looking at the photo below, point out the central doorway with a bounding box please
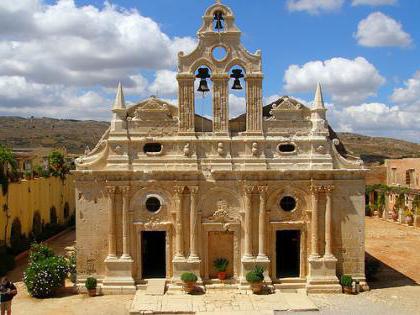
[142,231,166,278]
[276,230,300,278]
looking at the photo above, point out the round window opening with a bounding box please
[145,197,161,213]
[212,46,227,61]
[280,196,296,212]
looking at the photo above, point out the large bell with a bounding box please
[197,79,210,93]
[196,68,211,93]
[214,11,224,31]
[230,69,244,90]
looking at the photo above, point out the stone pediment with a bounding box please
[267,97,309,121]
[131,98,176,122]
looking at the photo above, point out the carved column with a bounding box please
[177,73,195,133]
[174,186,185,259]
[105,186,117,259]
[325,185,334,258]
[121,186,131,260]
[310,186,320,258]
[189,186,199,260]
[245,73,263,134]
[257,186,268,259]
[243,186,254,259]
[212,73,229,134]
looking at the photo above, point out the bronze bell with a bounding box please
[230,69,244,90]
[214,11,224,31]
[196,68,211,93]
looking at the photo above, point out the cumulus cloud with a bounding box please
[390,71,420,112]
[149,70,178,97]
[229,94,246,118]
[352,0,397,6]
[283,57,385,105]
[286,0,344,14]
[0,0,196,118]
[355,12,412,47]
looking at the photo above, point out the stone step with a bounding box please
[145,278,166,296]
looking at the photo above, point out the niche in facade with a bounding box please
[278,143,296,153]
[143,143,162,154]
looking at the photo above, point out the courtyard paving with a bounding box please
[5,217,420,315]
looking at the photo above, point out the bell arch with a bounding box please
[177,0,263,135]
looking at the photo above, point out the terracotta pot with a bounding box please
[391,212,398,221]
[405,215,414,226]
[250,282,264,294]
[217,271,227,280]
[342,286,352,294]
[87,288,96,297]
[183,281,196,294]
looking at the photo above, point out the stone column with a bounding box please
[189,186,199,260]
[324,185,334,258]
[243,186,254,258]
[257,186,268,259]
[245,73,263,134]
[174,186,185,259]
[310,186,320,258]
[177,73,195,133]
[105,186,117,259]
[212,73,229,134]
[121,186,132,260]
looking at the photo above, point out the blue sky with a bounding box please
[0,0,419,142]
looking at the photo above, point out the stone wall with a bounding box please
[0,175,75,245]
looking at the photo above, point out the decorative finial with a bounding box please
[216,0,221,3]
[112,81,126,111]
[313,82,325,110]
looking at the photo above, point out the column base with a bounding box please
[241,256,272,285]
[306,256,341,294]
[102,257,136,295]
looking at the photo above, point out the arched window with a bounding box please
[227,65,246,132]
[50,206,57,225]
[10,217,22,251]
[64,202,69,218]
[32,211,42,238]
[194,66,213,132]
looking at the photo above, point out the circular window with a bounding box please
[212,46,228,61]
[280,196,296,212]
[278,143,296,153]
[145,197,161,213]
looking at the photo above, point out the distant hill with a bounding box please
[0,116,419,164]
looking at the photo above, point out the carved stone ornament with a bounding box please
[133,99,174,121]
[217,142,224,156]
[206,199,240,223]
[252,142,259,156]
[183,143,191,157]
[316,145,326,154]
[267,97,307,122]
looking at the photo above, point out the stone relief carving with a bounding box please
[205,199,240,223]
[133,99,174,122]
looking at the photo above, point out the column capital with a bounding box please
[120,185,131,196]
[211,73,230,81]
[173,185,185,195]
[189,186,199,194]
[325,185,335,194]
[244,185,258,195]
[105,186,117,195]
[258,185,268,194]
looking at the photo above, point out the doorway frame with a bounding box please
[141,230,167,279]
[270,221,307,282]
[133,222,173,283]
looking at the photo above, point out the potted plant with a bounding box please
[180,272,197,294]
[213,258,229,280]
[85,277,97,297]
[246,265,265,294]
[404,207,414,226]
[340,275,353,294]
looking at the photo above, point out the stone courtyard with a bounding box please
[6,216,420,315]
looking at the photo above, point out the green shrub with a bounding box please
[340,275,353,287]
[28,243,54,263]
[213,258,229,272]
[181,272,198,283]
[85,277,97,290]
[246,265,264,283]
[24,255,69,298]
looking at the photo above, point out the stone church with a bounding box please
[74,1,368,294]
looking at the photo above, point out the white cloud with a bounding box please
[355,12,412,47]
[286,0,344,14]
[283,57,385,105]
[229,94,246,118]
[390,71,420,112]
[0,75,111,120]
[352,0,397,6]
[149,70,178,97]
[0,0,197,118]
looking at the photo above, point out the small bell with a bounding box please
[214,11,224,31]
[230,69,244,90]
[196,68,211,93]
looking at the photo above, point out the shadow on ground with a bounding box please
[366,252,418,289]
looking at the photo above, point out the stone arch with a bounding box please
[267,185,310,221]
[32,211,42,238]
[130,186,175,222]
[10,217,22,250]
[50,206,58,225]
[190,59,216,75]
[198,187,243,221]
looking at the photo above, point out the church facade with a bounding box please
[74,1,368,294]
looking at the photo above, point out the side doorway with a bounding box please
[142,231,166,278]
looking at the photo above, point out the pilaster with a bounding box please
[212,73,230,135]
[244,73,263,135]
[177,73,195,134]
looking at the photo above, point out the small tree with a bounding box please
[48,151,68,179]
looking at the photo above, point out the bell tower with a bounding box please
[177,0,263,135]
